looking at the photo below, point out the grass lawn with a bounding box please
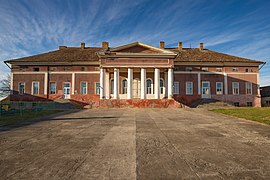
[0,110,63,126]
[211,107,270,125]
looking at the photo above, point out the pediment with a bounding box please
[109,42,175,54]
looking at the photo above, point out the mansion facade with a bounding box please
[5,41,264,107]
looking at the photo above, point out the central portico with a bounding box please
[97,42,177,100]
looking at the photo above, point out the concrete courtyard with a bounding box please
[0,108,270,179]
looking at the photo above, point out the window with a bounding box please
[202,67,208,72]
[232,68,239,72]
[146,79,152,94]
[32,82,39,94]
[186,82,193,95]
[50,67,56,71]
[247,102,253,107]
[110,79,114,94]
[216,82,223,95]
[160,79,164,94]
[81,67,86,71]
[232,82,239,95]
[33,68,39,72]
[234,102,240,107]
[246,82,252,95]
[185,67,192,71]
[94,67,100,71]
[216,68,222,72]
[81,82,87,94]
[245,68,253,72]
[95,82,100,94]
[49,82,56,94]
[19,82,25,94]
[266,101,270,106]
[173,82,179,94]
[122,79,127,94]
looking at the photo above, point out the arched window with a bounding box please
[122,79,127,94]
[110,79,114,94]
[160,78,164,94]
[146,79,152,94]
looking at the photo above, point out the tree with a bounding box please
[0,74,11,98]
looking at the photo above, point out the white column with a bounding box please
[71,72,75,95]
[100,68,105,99]
[168,68,173,99]
[10,72,13,94]
[154,68,160,99]
[141,68,146,99]
[105,71,110,99]
[127,68,133,99]
[114,68,119,99]
[198,73,201,95]
[44,72,48,95]
[224,73,228,95]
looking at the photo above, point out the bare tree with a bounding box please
[0,74,11,98]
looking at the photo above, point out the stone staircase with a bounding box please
[82,99,186,109]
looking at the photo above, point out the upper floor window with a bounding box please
[81,67,87,71]
[32,82,39,94]
[202,67,208,72]
[245,68,253,72]
[19,82,25,94]
[216,68,222,72]
[33,68,39,72]
[173,82,179,94]
[216,82,223,95]
[246,82,252,95]
[185,67,192,71]
[186,82,193,95]
[81,82,87,94]
[232,82,239,95]
[49,82,56,94]
[232,68,239,72]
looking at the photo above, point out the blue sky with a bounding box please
[0,0,270,85]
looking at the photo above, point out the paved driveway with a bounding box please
[0,109,270,179]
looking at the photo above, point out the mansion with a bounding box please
[5,41,264,107]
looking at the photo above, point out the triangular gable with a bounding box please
[109,42,175,54]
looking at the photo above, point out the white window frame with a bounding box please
[216,82,223,95]
[31,81,39,95]
[49,82,57,94]
[160,78,165,94]
[232,67,239,72]
[81,82,87,94]
[18,82,25,94]
[146,78,153,94]
[202,67,208,72]
[246,82,252,95]
[232,82,239,95]
[216,68,222,72]
[173,81,179,94]
[95,82,100,94]
[186,82,193,95]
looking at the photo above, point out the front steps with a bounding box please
[82,99,185,109]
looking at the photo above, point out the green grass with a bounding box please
[0,110,63,127]
[211,107,270,125]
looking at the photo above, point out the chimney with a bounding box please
[81,42,85,49]
[102,42,109,49]
[199,42,204,50]
[59,46,67,50]
[160,41,165,49]
[178,42,182,51]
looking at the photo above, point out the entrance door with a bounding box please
[133,79,141,98]
[63,83,71,99]
[202,81,211,99]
